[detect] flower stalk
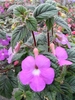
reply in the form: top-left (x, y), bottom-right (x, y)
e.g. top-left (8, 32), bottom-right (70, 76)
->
top-left (32, 31), bottom-right (37, 47)
top-left (47, 30), bottom-right (50, 52)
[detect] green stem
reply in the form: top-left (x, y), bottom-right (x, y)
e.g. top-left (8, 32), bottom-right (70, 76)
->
top-left (32, 31), bottom-right (37, 47)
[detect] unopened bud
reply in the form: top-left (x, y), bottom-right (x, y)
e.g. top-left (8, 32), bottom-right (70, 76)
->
top-left (14, 60), bottom-right (19, 66)
top-left (33, 47), bottom-right (39, 57)
top-left (50, 43), bottom-right (55, 56)
top-left (15, 42), bottom-right (21, 53)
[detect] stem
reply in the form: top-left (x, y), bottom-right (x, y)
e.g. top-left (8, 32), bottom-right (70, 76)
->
top-left (32, 31), bottom-right (37, 47)
top-left (47, 30), bottom-right (50, 52)
top-left (52, 27), bottom-right (53, 36)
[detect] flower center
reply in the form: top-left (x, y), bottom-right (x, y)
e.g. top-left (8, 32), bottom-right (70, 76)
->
top-left (32, 66), bottom-right (40, 76)
top-left (2, 53), bottom-right (4, 56)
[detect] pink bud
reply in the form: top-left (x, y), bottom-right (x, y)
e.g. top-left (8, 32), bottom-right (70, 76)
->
top-left (50, 43), bottom-right (55, 56)
top-left (15, 42), bottom-right (21, 53)
top-left (33, 48), bottom-right (39, 58)
top-left (72, 31), bottom-right (75, 35)
top-left (14, 60), bottom-right (19, 66)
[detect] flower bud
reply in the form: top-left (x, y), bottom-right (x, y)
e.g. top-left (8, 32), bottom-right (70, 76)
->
top-left (50, 43), bottom-right (55, 56)
top-left (14, 60), bottom-right (19, 66)
top-left (33, 47), bottom-right (39, 57)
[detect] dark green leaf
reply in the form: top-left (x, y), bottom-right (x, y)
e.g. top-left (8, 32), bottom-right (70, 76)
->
top-left (26, 16), bottom-right (37, 31)
top-left (15, 90), bottom-right (23, 100)
top-left (0, 30), bottom-right (6, 39)
top-left (12, 52), bottom-right (26, 62)
top-left (11, 25), bottom-right (29, 48)
top-left (26, 91), bottom-right (33, 100)
top-left (46, 17), bottom-right (54, 30)
top-left (66, 76), bottom-right (75, 93)
top-left (34, 3), bottom-right (58, 20)
top-left (54, 16), bottom-right (71, 34)
top-left (13, 5), bottom-right (27, 16)
top-left (8, 70), bottom-right (18, 88)
top-left (0, 75), bottom-right (13, 98)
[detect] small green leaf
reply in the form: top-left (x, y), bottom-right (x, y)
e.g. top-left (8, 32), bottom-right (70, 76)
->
top-left (13, 5), bottom-right (27, 17)
top-left (11, 25), bottom-right (29, 48)
top-left (26, 91), bottom-right (32, 100)
top-left (34, 3), bottom-right (58, 20)
top-left (26, 16), bottom-right (37, 31)
top-left (0, 30), bottom-right (6, 39)
top-left (54, 16), bottom-right (71, 34)
top-left (15, 90), bottom-right (23, 100)
top-left (46, 17), bottom-right (54, 30)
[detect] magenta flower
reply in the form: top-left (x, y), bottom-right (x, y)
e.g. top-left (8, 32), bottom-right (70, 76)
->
top-left (56, 32), bottom-right (71, 48)
top-left (0, 48), bottom-right (8, 61)
top-left (55, 47), bottom-right (72, 66)
top-left (18, 55), bottom-right (55, 92)
top-left (7, 42), bottom-right (21, 63)
top-left (0, 36), bottom-right (11, 46)
top-left (0, 6), bottom-right (4, 13)
top-left (7, 47), bottom-right (15, 63)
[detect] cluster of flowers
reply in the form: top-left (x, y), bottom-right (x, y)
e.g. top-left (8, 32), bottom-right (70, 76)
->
top-left (0, 32), bottom-right (72, 92)
top-left (0, 36), bottom-right (20, 63)
top-left (18, 32), bottom-right (72, 92)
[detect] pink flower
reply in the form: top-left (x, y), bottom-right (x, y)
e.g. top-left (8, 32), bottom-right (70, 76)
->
top-left (56, 32), bottom-right (71, 48)
top-left (55, 47), bottom-right (72, 66)
top-left (7, 42), bottom-right (21, 63)
top-left (72, 31), bottom-right (75, 35)
top-left (67, 18), bottom-right (72, 23)
top-left (0, 36), bottom-right (11, 46)
top-left (0, 48), bottom-right (8, 61)
top-left (0, 6), bottom-right (4, 13)
top-left (18, 55), bottom-right (55, 92)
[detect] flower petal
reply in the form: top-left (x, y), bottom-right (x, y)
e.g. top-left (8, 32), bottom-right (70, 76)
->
top-left (40, 68), bottom-right (55, 84)
top-left (55, 47), bottom-right (68, 59)
top-left (35, 55), bottom-right (51, 69)
top-left (30, 76), bottom-right (45, 92)
top-left (18, 70), bottom-right (33, 85)
top-left (58, 59), bottom-right (72, 66)
top-left (22, 56), bottom-right (35, 70)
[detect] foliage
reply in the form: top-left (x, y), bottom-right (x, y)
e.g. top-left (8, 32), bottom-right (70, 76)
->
top-left (0, 0), bottom-right (75, 100)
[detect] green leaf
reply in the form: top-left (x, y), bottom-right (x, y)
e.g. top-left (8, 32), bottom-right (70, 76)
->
top-left (46, 0), bottom-right (57, 6)
top-left (12, 52), bottom-right (26, 62)
top-left (26, 16), bottom-right (37, 31)
top-left (8, 70), bottom-right (18, 88)
top-left (57, 83), bottom-right (73, 100)
top-left (66, 76), bottom-right (75, 93)
top-left (0, 30), bottom-right (6, 39)
top-left (33, 3), bottom-right (58, 20)
top-left (54, 16), bottom-right (71, 34)
top-left (11, 25), bottom-right (29, 48)
top-left (0, 75), bottom-right (13, 98)
top-left (13, 5), bottom-right (27, 17)
top-left (15, 90), bottom-right (24, 100)
top-left (56, 82), bottom-right (73, 100)
top-left (26, 91), bottom-right (33, 100)
top-left (46, 17), bottom-right (54, 30)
